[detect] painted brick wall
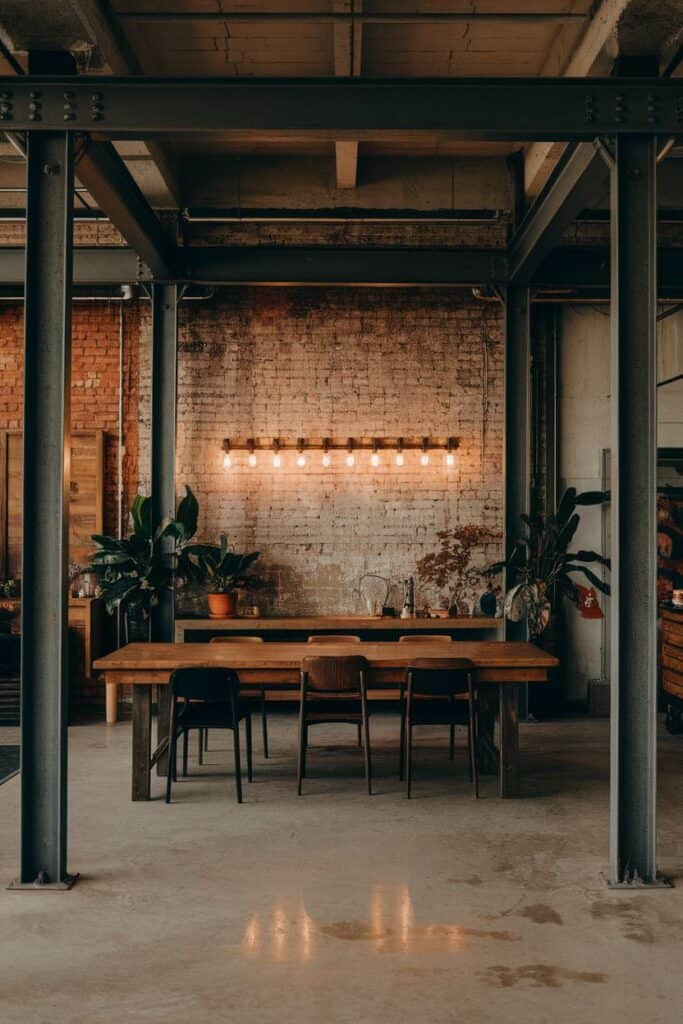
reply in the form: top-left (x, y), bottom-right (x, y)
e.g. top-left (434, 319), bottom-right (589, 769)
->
top-left (172, 288), bottom-right (504, 615)
top-left (1, 286), bottom-right (504, 617)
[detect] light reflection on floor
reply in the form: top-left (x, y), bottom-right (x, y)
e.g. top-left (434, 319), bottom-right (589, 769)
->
top-left (241, 884), bottom-right (471, 961)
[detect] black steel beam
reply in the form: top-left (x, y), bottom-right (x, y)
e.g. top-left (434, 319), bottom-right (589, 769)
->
top-left (609, 135), bottom-right (660, 887)
top-left (508, 142), bottom-right (609, 284)
top-left (184, 246), bottom-right (506, 286)
top-left (0, 76), bottom-right (682, 139)
top-left (534, 246), bottom-right (683, 296)
top-left (504, 286), bottom-right (531, 728)
top-left (0, 247), bottom-right (142, 284)
top-left (150, 284), bottom-right (178, 644)
top-left (74, 139), bottom-right (176, 278)
top-left (11, 133), bottom-right (76, 890)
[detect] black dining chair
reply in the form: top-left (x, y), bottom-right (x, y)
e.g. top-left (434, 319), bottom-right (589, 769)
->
top-left (210, 636), bottom-right (271, 757)
top-left (398, 635), bottom-right (456, 766)
top-left (298, 655), bottom-right (372, 795)
top-left (165, 667), bottom-right (253, 804)
top-left (402, 657), bottom-right (479, 799)
top-left (307, 635), bottom-right (363, 745)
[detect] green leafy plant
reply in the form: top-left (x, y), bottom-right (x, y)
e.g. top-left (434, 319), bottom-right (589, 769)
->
top-left (487, 487), bottom-right (611, 637)
top-left (89, 486), bottom-right (199, 619)
top-left (184, 533), bottom-right (261, 594)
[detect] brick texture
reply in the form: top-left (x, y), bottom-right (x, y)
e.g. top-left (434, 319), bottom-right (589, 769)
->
top-left (1, 286), bottom-right (504, 620)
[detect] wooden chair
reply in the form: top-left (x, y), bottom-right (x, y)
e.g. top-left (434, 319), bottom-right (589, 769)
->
top-left (165, 668), bottom-right (253, 805)
top-left (403, 658), bottom-right (479, 799)
top-left (307, 635), bottom-right (362, 744)
top-left (298, 655), bottom-right (372, 796)
top-left (210, 636), bottom-right (271, 758)
top-left (397, 635), bottom-right (455, 768)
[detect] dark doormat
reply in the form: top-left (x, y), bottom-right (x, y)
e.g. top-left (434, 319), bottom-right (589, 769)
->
top-left (0, 745), bottom-right (19, 784)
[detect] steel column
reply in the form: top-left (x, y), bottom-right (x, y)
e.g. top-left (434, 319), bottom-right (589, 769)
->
top-left (11, 133), bottom-right (76, 890)
top-left (609, 135), bottom-right (660, 886)
top-left (504, 286), bottom-right (532, 724)
top-left (150, 283), bottom-right (178, 643)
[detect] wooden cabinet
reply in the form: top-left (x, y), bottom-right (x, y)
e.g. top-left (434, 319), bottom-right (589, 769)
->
top-left (662, 608), bottom-right (683, 734)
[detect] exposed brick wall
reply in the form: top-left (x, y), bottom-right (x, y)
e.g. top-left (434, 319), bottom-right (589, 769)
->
top-left (1, 286), bottom-right (504, 618)
top-left (172, 288), bottom-right (504, 615)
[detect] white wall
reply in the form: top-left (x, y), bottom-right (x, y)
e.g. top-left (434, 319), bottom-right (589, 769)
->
top-left (559, 306), bottom-right (683, 701)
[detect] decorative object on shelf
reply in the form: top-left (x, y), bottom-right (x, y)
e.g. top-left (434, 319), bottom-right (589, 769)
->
top-left (417, 525), bottom-right (500, 615)
top-left (486, 487), bottom-right (611, 639)
top-left (0, 577), bottom-right (18, 599)
top-left (89, 485), bottom-right (199, 639)
top-left (479, 582), bottom-right (498, 617)
top-left (220, 435), bottom-right (459, 471)
top-left (184, 533), bottom-right (262, 618)
top-left (400, 577), bottom-right (415, 619)
top-left (355, 573), bottom-right (390, 617)
top-left (673, 589), bottom-right (683, 608)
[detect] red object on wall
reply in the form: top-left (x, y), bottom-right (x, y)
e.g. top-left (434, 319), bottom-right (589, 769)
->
top-left (575, 584), bottom-right (604, 619)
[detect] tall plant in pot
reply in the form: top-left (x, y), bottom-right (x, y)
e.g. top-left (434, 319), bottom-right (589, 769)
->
top-left (486, 487), bottom-right (611, 639)
top-left (186, 534), bottom-right (261, 618)
top-left (89, 486), bottom-right (198, 641)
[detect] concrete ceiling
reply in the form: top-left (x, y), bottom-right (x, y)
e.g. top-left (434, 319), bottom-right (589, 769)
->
top-left (0, 0), bottom-right (681, 214)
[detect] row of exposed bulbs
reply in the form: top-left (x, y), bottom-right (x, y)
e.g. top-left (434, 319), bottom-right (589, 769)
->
top-left (221, 437), bottom-right (459, 470)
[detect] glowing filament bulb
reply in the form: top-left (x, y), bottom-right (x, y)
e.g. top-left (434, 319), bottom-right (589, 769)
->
top-left (248, 452), bottom-right (257, 467)
top-left (297, 453), bottom-right (306, 468)
top-left (222, 452), bottom-right (232, 469)
top-left (371, 451), bottom-right (380, 467)
top-left (420, 452), bottom-right (430, 467)
top-left (445, 451), bottom-right (455, 467)
top-left (346, 452), bottom-right (355, 468)
top-left (322, 452), bottom-right (331, 467)
top-left (272, 452), bottom-right (281, 469)
top-left (395, 451), bottom-right (404, 467)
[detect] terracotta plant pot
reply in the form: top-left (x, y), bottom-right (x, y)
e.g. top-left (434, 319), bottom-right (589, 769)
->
top-left (207, 591), bottom-right (238, 618)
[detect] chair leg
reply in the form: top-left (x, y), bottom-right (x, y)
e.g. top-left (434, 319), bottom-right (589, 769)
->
top-left (165, 703), bottom-right (177, 804)
top-left (297, 708), bottom-right (306, 796)
top-left (449, 696), bottom-right (455, 760)
top-left (406, 723), bottom-right (414, 798)
top-left (245, 713), bottom-right (253, 783)
top-left (261, 690), bottom-right (269, 758)
top-left (466, 716), bottom-right (473, 782)
top-left (399, 692), bottom-right (406, 781)
top-left (302, 724), bottom-right (308, 778)
top-left (232, 722), bottom-right (243, 804)
top-left (357, 722), bottom-right (362, 747)
top-left (204, 729), bottom-right (209, 752)
top-left (198, 728), bottom-right (204, 766)
top-left (362, 708), bottom-right (372, 796)
top-left (471, 705), bottom-right (480, 799)
top-left (182, 729), bottom-right (189, 777)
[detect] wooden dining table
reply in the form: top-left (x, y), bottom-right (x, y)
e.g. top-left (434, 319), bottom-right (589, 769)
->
top-left (94, 640), bottom-right (558, 802)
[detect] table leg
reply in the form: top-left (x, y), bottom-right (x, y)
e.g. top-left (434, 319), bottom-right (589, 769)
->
top-left (476, 685), bottom-right (499, 775)
top-left (156, 686), bottom-right (170, 777)
top-left (105, 682), bottom-right (118, 724)
top-left (499, 684), bottom-right (520, 798)
top-left (132, 684), bottom-right (152, 801)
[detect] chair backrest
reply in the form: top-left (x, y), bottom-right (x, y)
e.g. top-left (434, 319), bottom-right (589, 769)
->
top-left (301, 655), bottom-right (368, 692)
top-left (398, 634), bottom-right (452, 643)
top-left (210, 636), bottom-right (264, 644)
top-left (170, 667), bottom-right (240, 702)
top-left (407, 658), bottom-right (473, 697)
top-left (307, 634), bottom-right (361, 644)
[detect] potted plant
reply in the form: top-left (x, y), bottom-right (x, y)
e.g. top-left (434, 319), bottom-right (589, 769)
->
top-left (186, 534), bottom-right (261, 618)
top-left (487, 487), bottom-right (611, 639)
top-left (89, 486), bottom-right (198, 641)
top-left (416, 525), bottom-right (501, 615)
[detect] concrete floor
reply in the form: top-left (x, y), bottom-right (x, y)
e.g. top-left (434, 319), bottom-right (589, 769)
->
top-left (1, 714), bottom-right (683, 1024)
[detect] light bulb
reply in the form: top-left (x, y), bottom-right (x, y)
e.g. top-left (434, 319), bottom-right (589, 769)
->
top-left (446, 451), bottom-right (455, 467)
top-left (222, 452), bottom-right (232, 469)
top-left (272, 452), bottom-right (281, 468)
top-left (248, 452), bottom-right (257, 467)
top-left (297, 453), bottom-right (306, 468)
top-left (371, 451), bottom-right (380, 467)
top-left (420, 452), bottom-right (430, 467)
top-left (346, 452), bottom-right (355, 468)
top-left (395, 451), bottom-right (404, 467)
top-left (322, 452), bottom-right (331, 467)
